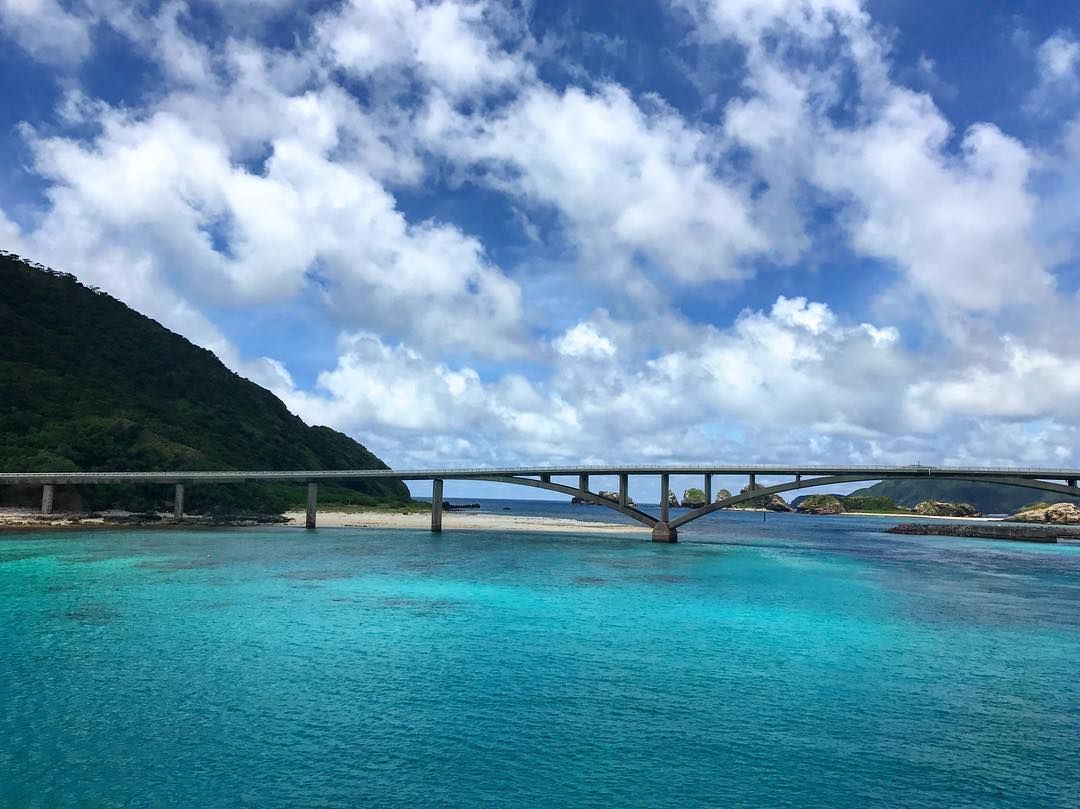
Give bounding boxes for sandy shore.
[281,510,647,533]
[0,506,1008,533]
[0,508,643,534]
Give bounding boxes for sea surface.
[2,505,1079,808]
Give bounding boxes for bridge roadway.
[5,465,1080,542]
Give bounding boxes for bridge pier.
[618,473,629,507]
[173,483,184,521]
[704,473,712,504]
[578,474,589,493]
[660,473,670,523]
[41,484,54,516]
[652,521,677,543]
[431,479,443,532]
[306,482,317,529]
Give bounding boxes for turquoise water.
[2,512,1079,808]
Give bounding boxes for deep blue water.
[2,508,1079,808]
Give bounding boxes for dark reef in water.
[886,523,1077,543]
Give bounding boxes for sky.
[2,0,1080,502]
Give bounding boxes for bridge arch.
[461,472,1080,539]
[471,475,658,529]
[669,474,1080,530]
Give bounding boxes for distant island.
[0,253,412,515]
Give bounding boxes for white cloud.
[315,0,524,98]
[683,0,1053,323]
[424,83,768,288]
[15,75,525,358]
[553,322,616,359]
[1037,30,1080,82]
[0,0,92,64]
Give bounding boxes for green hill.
[847,479,1080,515]
[0,253,411,513]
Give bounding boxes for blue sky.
[2,0,1080,501]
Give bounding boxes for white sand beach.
[281,510,647,533]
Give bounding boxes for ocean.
[2,504,1078,807]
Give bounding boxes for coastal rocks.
[733,484,792,512]
[667,490,679,508]
[1007,502,1080,524]
[714,489,732,503]
[681,488,707,508]
[442,501,480,511]
[572,491,635,507]
[887,523,1063,543]
[914,500,980,518]
[796,495,846,515]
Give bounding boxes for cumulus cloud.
[315,0,525,98]
[682,0,1055,326]
[1037,30,1080,84]
[0,0,92,64]
[423,83,768,288]
[1027,29,1080,113]
[13,56,526,358]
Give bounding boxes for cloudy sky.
[3,0,1080,499]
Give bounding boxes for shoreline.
[0,508,646,535]
[0,505,1050,535]
[280,510,647,533]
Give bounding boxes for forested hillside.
[848,479,1080,515]
[0,253,410,512]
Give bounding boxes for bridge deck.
[2,464,1079,485]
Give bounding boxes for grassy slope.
[0,254,411,512]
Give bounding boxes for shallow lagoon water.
[2,511,1079,808]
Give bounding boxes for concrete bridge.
[4,465,1080,542]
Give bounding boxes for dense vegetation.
[848,479,1080,515]
[0,254,411,513]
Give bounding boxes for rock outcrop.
[681,488,707,508]
[1006,502,1080,524]
[796,494,845,515]
[572,491,635,506]
[914,500,980,518]
[667,489,680,508]
[714,489,732,503]
[732,483,792,512]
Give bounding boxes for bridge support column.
[1070,479,1077,489]
[173,483,184,521]
[704,474,712,504]
[578,474,589,493]
[749,473,756,490]
[41,484,54,516]
[660,473,670,523]
[305,483,317,530]
[431,479,443,533]
[652,521,677,543]
[618,474,629,507]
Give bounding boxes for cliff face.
[0,254,410,512]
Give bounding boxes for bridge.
[4,465,1080,542]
